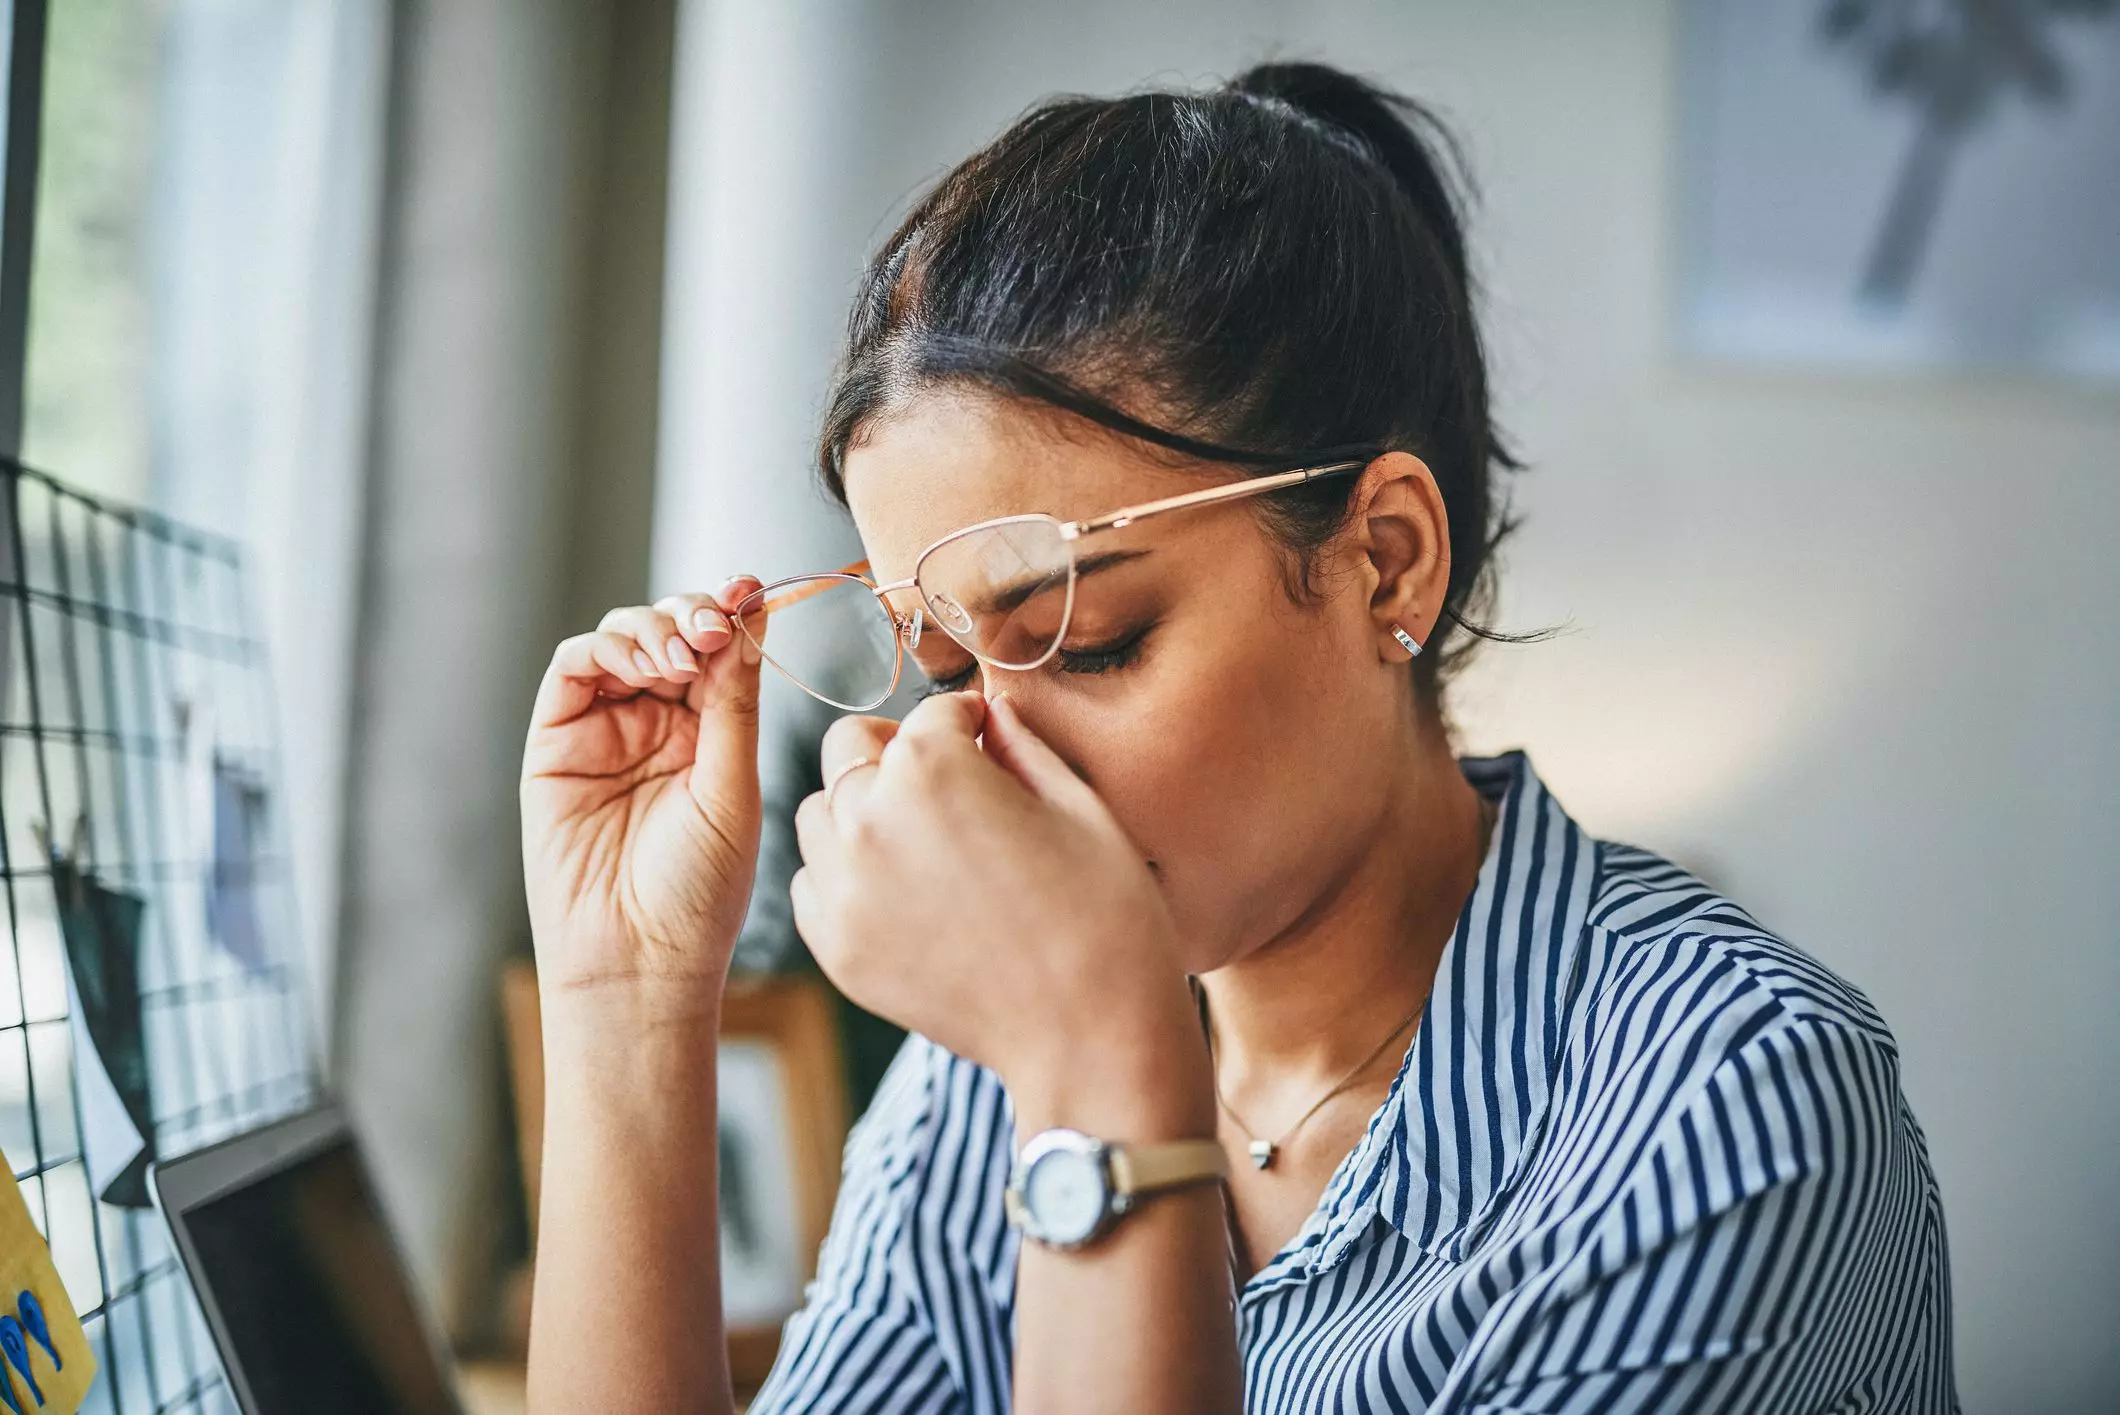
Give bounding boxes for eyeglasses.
[734,459,1367,711]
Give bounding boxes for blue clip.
[10,1299,53,1373]
[0,1363,18,1415]
[0,1320,39,1406]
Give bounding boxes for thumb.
[688,600,764,814]
[982,692,1100,817]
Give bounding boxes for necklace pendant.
[1248,1140,1276,1170]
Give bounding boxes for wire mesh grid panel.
[0,459,319,1414]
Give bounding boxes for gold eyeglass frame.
[736,458,1369,711]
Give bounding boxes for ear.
[1347,452,1452,660]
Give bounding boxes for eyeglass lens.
[740,516,1078,710]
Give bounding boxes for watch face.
[1022,1148,1106,1245]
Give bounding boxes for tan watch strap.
[1106,1138,1229,1199]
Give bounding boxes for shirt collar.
[1246,750,1599,1291]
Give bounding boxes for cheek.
[1052,611,1384,953]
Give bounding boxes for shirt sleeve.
[746,1034,971,1415]
[1460,1018,1957,1415]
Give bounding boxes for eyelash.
[917,626,1153,699]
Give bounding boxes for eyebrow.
[972,548,1151,616]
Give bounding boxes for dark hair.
[818,60,1523,690]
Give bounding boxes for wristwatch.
[1003,1127,1230,1250]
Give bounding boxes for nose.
[973,679,1097,789]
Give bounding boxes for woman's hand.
[522,582,768,1415]
[519,578,766,1001]
[790,690,1212,1131]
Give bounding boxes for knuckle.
[604,605,678,645]
[598,629,646,665]
[789,870,822,936]
[722,687,761,729]
[839,800,885,849]
[894,726,942,762]
[793,793,827,847]
[819,715,870,759]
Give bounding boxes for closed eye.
[1053,626,1151,677]
[916,665,977,699]
[915,625,1153,699]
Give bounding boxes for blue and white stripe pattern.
[750,751,1957,1412]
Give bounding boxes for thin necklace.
[1207,996,1422,1169]
[1205,792,1496,1172]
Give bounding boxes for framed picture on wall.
[1680,0,2120,378]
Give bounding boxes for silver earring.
[1392,626,1423,658]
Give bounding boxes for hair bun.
[1228,61,1472,288]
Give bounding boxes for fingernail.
[632,649,657,676]
[665,636,696,671]
[692,608,730,639]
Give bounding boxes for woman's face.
[843,392,1430,974]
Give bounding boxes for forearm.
[528,983,735,1415]
[1008,1011,1242,1415]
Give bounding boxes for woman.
[519,63,1956,1413]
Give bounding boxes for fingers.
[981,691,1101,815]
[789,863,836,968]
[531,579,763,734]
[601,602,705,680]
[817,714,896,817]
[712,574,770,660]
[789,865,819,948]
[592,573,763,677]
[530,629,678,728]
[893,688,989,759]
[793,790,838,871]
[814,690,987,828]
[658,574,766,656]
[650,591,736,657]
[686,575,765,806]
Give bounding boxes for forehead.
[841,392,1200,583]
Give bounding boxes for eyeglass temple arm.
[1063,460,1366,537]
[754,559,876,614]
[755,459,1364,609]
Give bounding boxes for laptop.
[150,1102,464,1415]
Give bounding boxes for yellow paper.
[0,1150,98,1413]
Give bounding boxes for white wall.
[658,1,2120,1405]
[341,0,616,1335]
[145,0,391,1070]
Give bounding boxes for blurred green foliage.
[22,0,160,500]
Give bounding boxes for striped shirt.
[750,750,1958,1412]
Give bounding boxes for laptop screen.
[175,1132,459,1414]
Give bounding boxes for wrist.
[1004,988,1214,1143]
[540,974,722,1099]
[537,946,724,1027]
